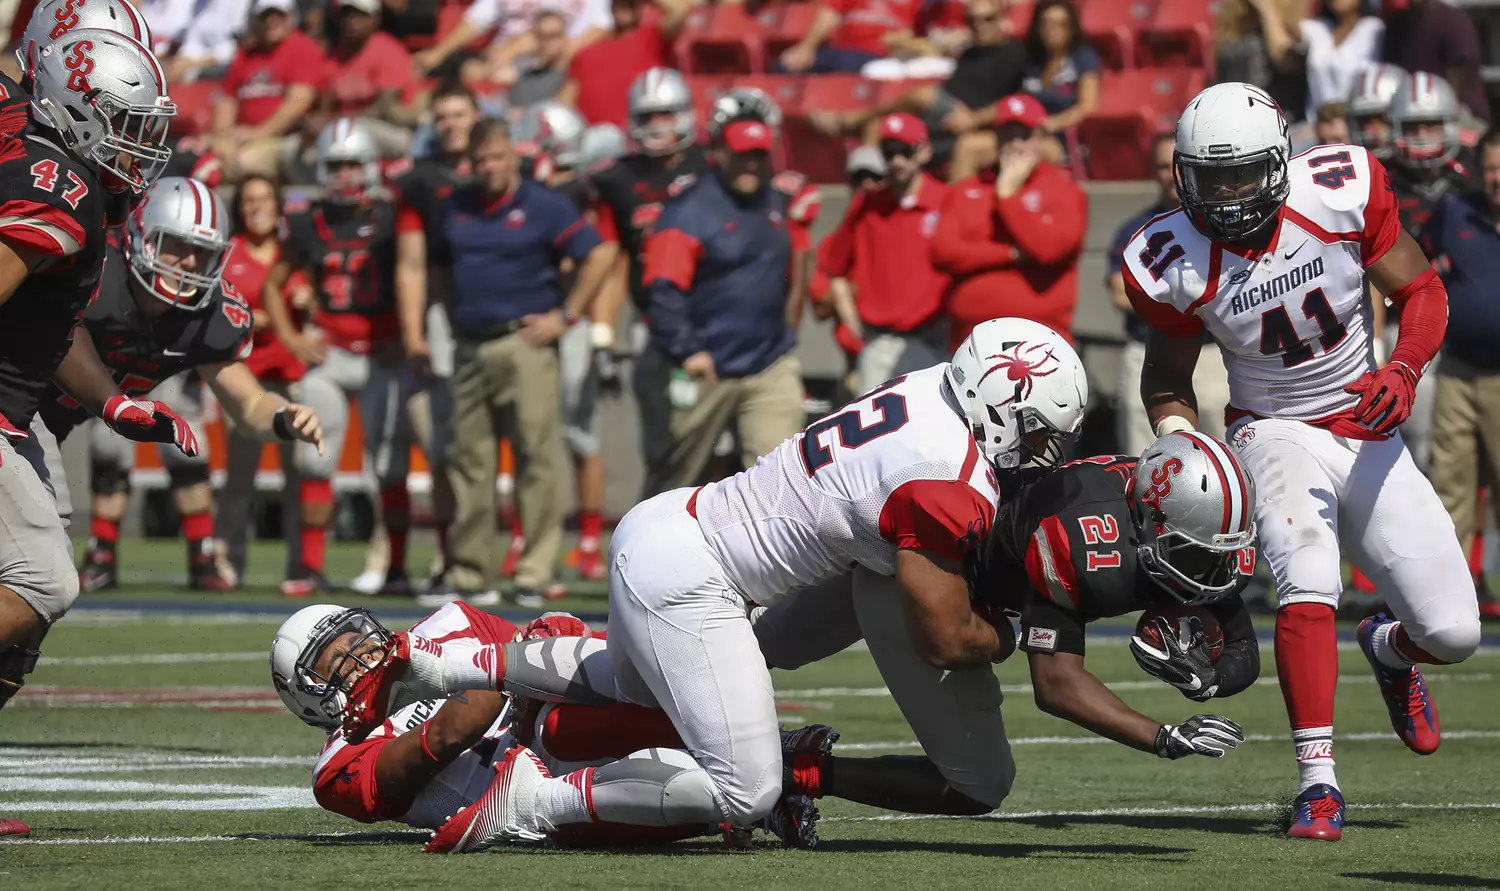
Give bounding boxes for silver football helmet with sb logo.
[627,67,695,156]
[125,176,232,310]
[17,0,153,81]
[1346,63,1410,160]
[1128,431,1258,604]
[1390,71,1461,169]
[519,101,587,170]
[30,29,174,193]
[316,117,381,202]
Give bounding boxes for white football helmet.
[709,87,783,136]
[316,117,381,202]
[945,317,1087,470]
[271,605,393,730]
[1346,63,1411,160]
[1128,432,1257,605]
[125,176,231,310]
[519,101,587,170]
[1174,82,1291,242]
[1390,71,1460,168]
[30,29,175,193]
[17,0,152,82]
[627,67,695,156]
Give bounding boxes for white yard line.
[39,652,265,667]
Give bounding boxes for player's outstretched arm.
[896,548,1014,669]
[51,325,128,418]
[199,360,324,454]
[1028,649,1167,753]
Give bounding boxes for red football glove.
[517,612,592,642]
[1345,361,1419,436]
[103,396,200,457]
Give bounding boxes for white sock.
[1292,726,1337,792]
[1369,621,1415,670]
[533,770,596,831]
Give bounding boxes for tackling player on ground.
[1125,82,1480,841]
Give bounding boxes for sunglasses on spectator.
[880,139,915,160]
[850,170,885,187]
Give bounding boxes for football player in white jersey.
[1124,82,1479,842]
[338,317,1089,850]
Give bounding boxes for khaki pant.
[447,334,564,591]
[1117,339,1231,455]
[636,348,804,497]
[1430,354,1500,547]
[216,379,301,578]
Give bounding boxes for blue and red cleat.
[1357,614,1441,755]
[0,817,29,838]
[1288,784,1345,841]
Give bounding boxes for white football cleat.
[424,746,551,853]
[350,569,384,596]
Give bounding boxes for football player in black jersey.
[773,435,1259,820]
[1,0,153,136]
[1388,73,1477,251]
[265,118,412,599]
[0,32,204,721]
[59,178,324,593]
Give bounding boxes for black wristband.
[272,408,296,441]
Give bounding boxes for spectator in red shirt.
[777,0,922,74]
[215,174,308,586]
[212,0,325,182]
[819,113,951,392]
[931,94,1086,350]
[324,0,421,158]
[557,0,692,127]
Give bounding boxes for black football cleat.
[79,547,118,592]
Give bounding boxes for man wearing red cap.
[639,115,813,493]
[931,93,1086,350]
[819,113,950,393]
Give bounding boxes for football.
[1135,603,1224,662]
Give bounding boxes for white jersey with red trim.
[694,365,1001,605]
[1123,144,1402,423]
[311,602,530,829]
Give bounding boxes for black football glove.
[1155,715,1244,760]
[593,347,623,398]
[1130,615,1221,702]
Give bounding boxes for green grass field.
[2,540,1499,889]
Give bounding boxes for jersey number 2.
[1259,287,1347,367]
[800,389,909,475]
[1078,515,1121,571]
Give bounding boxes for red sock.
[578,511,602,552]
[181,510,213,543]
[91,516,119,545]
[1470,529,1485,580]
[541,703,684,762]
[1350,567,1377,594]
[380,485,411,572]
[300,480,333,573]
[1275,603,1338,730]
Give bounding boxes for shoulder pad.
[203,286,254,361]
[587,155,619,179]
[1120,209,1206,310]
[1286,143,1380,231]
[385,156,415,180]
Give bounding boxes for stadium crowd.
[2,0,1497,617]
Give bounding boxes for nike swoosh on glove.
[1344,361,1419,436]
[1130,616,1221,702]
[1156,714,1245,759]
[103,396,200,457]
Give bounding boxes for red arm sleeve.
[395,199,423,235]
[593,199,619,243]
[928,187,1023,276]
[642,227,702,292]
[1123,265,1204,336]
[313,736,408,823]
[993,171,1086,266]
[1386,267,1447,372]
[1361,153,1402,266]
[878,479,996,562]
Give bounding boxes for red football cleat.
[1358,615,1441,755]
[424,746,550,853]
[781,724,839,799]
[1287,784,1344,841]
[0,818,30,838]
[500,537,525,579]
[573,548,606,582]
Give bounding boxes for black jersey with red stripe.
[283,198,399,352]
[966,455,1252,659]
[39,245,252,442]
[391,154,468,270]
[0,130,109,430]
[1391,152,1477,254]
[588,148,707,310]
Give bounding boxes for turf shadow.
[1340,873,1500,889]
[1006,813,1406,836]
[812,839,1192,860]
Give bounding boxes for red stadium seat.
[1080,0,1156,69]
[1078,68,1203,179]
[765,3,820,64]
[685,74,736,121]
[1138,0,1214,70]
[678,4,779,74]
[783,75,880,182]
[168,80,218,139]
[1004,1,1034,39]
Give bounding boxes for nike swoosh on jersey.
[1282,242,1307,260]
